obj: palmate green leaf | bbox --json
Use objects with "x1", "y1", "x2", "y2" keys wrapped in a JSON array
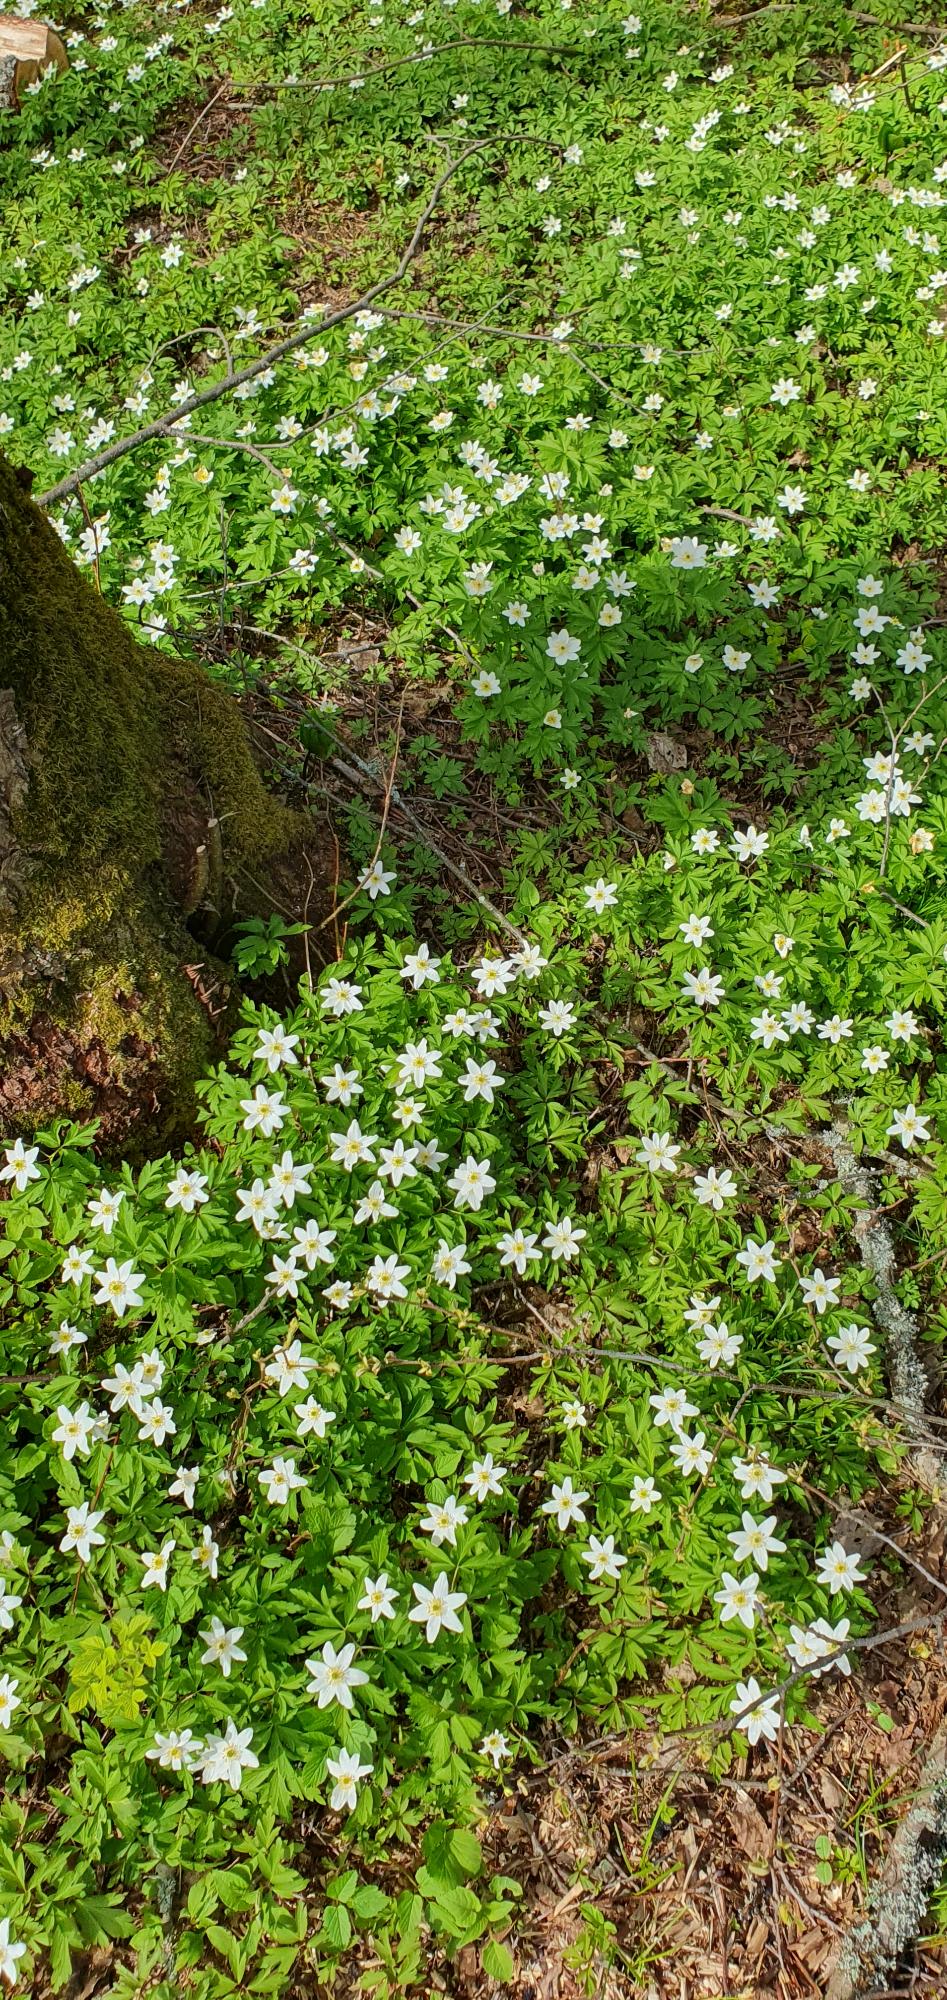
[
  {"x1": 326, "y1": 1868, "x2": 359, "y2": 1904},
  {"x1": 260, "y1": 1755, "x2": 297, "y2": 1819},
  {"x1": 298, "y1": 1496, "x2": 358, "y2": 1559},
  {"x1": 48, "y1": 1926, "x2": 74, "y2": 1992},
  {"x1": 424, "y1": 1881, "x2": 484, "y2": 1943},
  {"x1": 188, "y1": 1876, "x2": 220, "y2": 1924},
  {"x1": 206, "y1": 1922, "x2": 244, "y2": 1979},
  {"x1": 212, "y1": 1864, "x2": 256, "y2": 1913},
  {"x1": 72, "y1": 1892, "x2": 137, "y2": 1944}
]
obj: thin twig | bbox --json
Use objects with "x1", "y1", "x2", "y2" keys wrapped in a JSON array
[
  {"x1": 874, "y1": 672, "x2": 947, "y2": 881},
  {"x1": 311, "y1": 694, "x2": 406, "y2": 937},
  {"x1": 166, "y1": 80, "x2": 230, "y2": 173}
]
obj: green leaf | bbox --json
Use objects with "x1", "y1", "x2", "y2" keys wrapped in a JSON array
[
  {"x1": 448, "y1": 1829, "x2": 482, "y2": 1880},
  {"x1": 422, "y1": 1820, "x2": 482, "y2": 1886},
  {"x1": 429, "y1": 1885, "x2": 483, "y2": 1941},
  {"x1": 351, "y1": 1884, "x2": 390, "y2": 1923},
  {"x1": 207, "y1": 1923, "x2": 243, "y2": 1979},
  {"x1": 320, "y1": 1903, "x2": 352, "y2": 1952},
  {"x1": 482, "y1": 1938, "x2": 515, "y2": 1983},
  {"x1": 188, "y1": 1878, "x2": 220, "y2": 1924}
]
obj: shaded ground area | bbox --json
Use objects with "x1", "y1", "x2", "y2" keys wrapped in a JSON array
[{"x1": 480, "y1": 1632, "x2": 947, "y2": 2000}]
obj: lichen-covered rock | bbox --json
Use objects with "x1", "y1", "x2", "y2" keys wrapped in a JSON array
[{"x1": 0, "y1": 453, "x2": 321, "y2": 1151}]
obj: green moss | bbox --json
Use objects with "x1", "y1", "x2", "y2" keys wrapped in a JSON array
[
  {"x1": 0, "y1": 455, "x2": 304, "y2": 1147},
  {"x1": 0, "y1": 491, "x2": 161, "y2": 924},
  {"x1": 0, "y1": 458, "x2": 297, "y2": 932},
  {"x1": 150, "y1": 652, "x2": 297, "y2": 875}
]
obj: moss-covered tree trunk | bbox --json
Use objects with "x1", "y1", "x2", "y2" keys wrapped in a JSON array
[{"x1": 0, "y1": 455, "x2": 318, "y2": 1149}]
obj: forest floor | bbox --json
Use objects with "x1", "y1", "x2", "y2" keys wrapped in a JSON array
[{"x1": 7, "y1": 0, "x2": 947, "y2": 1995}]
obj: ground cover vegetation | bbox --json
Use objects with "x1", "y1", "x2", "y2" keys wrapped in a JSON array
[{"x1": 2, "y1": 0, "x2": 947, "y2": 1991}]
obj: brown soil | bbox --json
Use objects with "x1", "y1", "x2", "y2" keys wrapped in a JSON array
[
  {"x1": 474, "y1": 1615, "x2": 947, "y2": 2000},
  {"x1": 151, "y1": 83, "x2": 252, "y2": 183},
  {"x1": 146, "y1": 87, "x2": 382, "y2": 306}
]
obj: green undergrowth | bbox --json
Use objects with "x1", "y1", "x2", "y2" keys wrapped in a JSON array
[{"x1": 2, "y1": 0, "x2": 947, "y2": 1991}]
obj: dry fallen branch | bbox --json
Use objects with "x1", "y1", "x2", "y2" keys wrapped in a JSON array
[
  {"x1": 824, "y1": 1120, "x2": 941, "y2": 1496},
  {"x1": 299, "y1": 731, "x2": 527, "y2": 945},
  {"x1": 534, "y1": 1604, "x2": 947, "y2": 1780},
  {"x1": 169, "y1": 42, "x2": 580, "y2": 167},
  {"x1": 826, "y1": 1718, "x2": 947, "y2": 2000},
  {"x1": 165, "y1": 79, "x2": 230, "y2": 174},
  {"x1": 708, "y1": 2, "x2": 944, "y2": 35}
]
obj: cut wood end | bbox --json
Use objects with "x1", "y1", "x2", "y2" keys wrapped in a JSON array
[
  {"x1": 0, "y1": 16, "x2": 69, "y2": 110},
  {"x1": 0, "y1": 18, "x2": 49, "y2": 59}
]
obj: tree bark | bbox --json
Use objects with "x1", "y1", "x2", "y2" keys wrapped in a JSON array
[{"x1": 0, "y1": 454, "x2": 321, "y2": 1149}]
